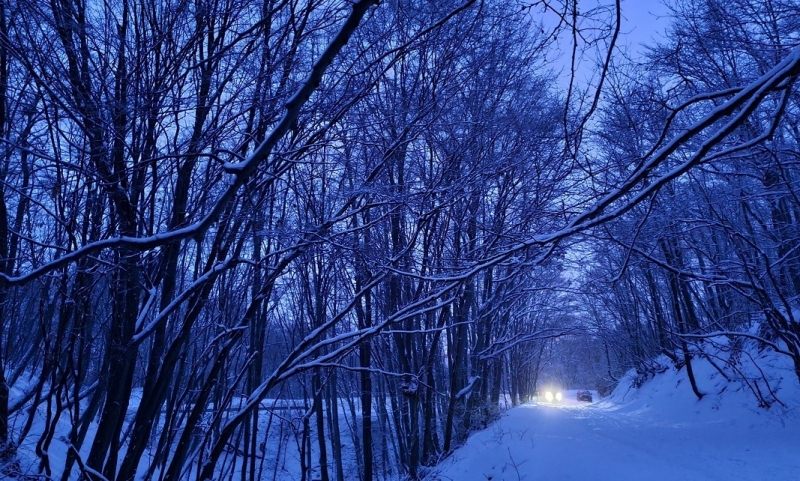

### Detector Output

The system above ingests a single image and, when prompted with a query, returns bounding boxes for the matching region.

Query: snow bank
[604,342,800,424]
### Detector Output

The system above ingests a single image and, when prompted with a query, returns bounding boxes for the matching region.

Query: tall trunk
[87,249,140,479]
[643,266,674,359]
[421,361,438,465]
[325,371,344,481]
[299,403,310,481]
[388,382,406,474]
[660,239,704,400]
[489,358,502,406]
[359,339,373,481]
[421,308,448,466]
[313,369,330,481]
[354,263,373,481]
[509,351,520,406]
[443,292,470,453]
[375,378,393,479]
[47,0,144,475]
[0,0,9,449]
[118,10,218,478]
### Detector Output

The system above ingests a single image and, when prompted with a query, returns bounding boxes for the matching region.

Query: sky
[538,0,673,84]
[619,0,672,55]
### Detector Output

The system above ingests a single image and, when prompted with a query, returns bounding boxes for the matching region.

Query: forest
[0,0,799,479]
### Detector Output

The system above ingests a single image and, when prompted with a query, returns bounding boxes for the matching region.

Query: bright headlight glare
[545,391,554,402]
[555,392,563,401]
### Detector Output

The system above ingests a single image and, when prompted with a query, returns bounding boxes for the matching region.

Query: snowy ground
[433,374,800,481]
[9,340,800,480]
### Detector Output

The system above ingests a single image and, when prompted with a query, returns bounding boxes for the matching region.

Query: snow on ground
[7,389,367,480]
[431,351,800,481]
[8,339,800,480]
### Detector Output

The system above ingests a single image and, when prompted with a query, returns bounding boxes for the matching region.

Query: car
[577,389,593,402]
[543,389,563,402]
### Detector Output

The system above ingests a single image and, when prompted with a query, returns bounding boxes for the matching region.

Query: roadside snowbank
[606,341,800,423]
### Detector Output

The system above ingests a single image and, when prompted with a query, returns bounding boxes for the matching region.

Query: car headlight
[545,391,554,402]
[555,391,562,401]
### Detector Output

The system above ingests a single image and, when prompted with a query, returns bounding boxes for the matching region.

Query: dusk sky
[544,0,673,85]
[620,0,671,54]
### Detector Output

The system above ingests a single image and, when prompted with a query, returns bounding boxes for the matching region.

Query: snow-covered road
[433,393,799,481]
